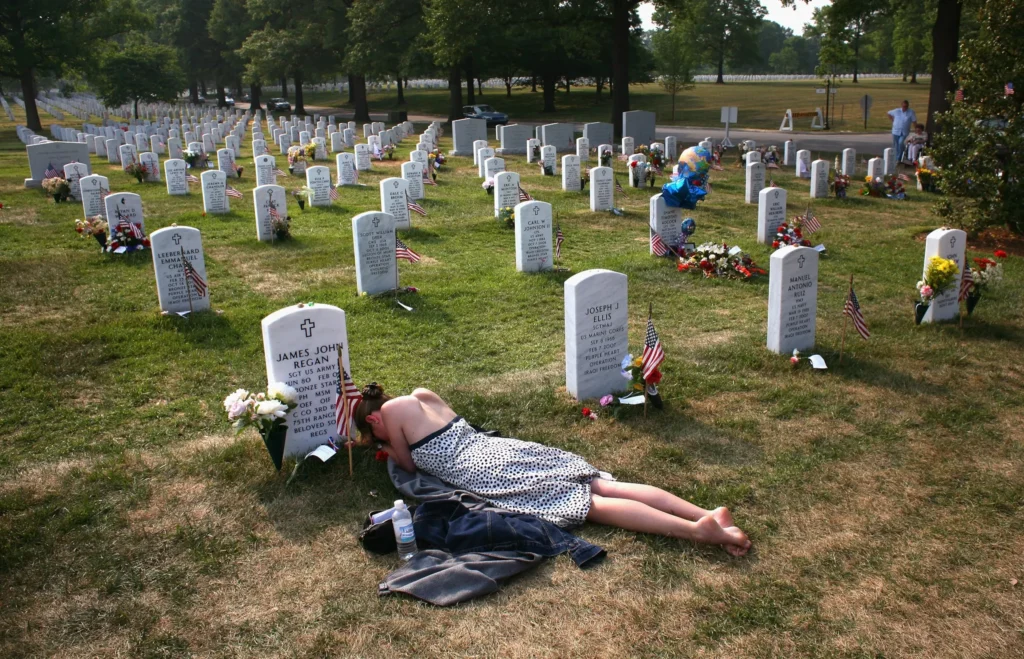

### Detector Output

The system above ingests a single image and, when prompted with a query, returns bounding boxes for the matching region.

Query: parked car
[223,95,235,107]
[268,98,291,112]
[463,104,508,126]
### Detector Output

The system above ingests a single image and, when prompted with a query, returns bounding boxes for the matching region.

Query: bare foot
[693,515,751,556]
[711,506,734,529]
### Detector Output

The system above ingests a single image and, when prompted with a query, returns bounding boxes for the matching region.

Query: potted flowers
[293,186,314,210]
[916,167,938,193]
[223,383,298,471]
[124,161,147,183]
[581,168,590,190]
[600,150,612,168]
[498,206,514,228]
[831,173,850,198]
[482,178,495,195]
[964,251,1006,314]
[183,149,207,170]
[770,222,812,251]
[530,143,541,163]
[383,144,395,160]
[42,176,71,202]
[271,213,292,241]
[75,216,109,249]
[915,256,960,324]
[287,146,307,175]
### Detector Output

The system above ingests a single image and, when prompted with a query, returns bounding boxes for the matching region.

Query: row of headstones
[453,113,662,158]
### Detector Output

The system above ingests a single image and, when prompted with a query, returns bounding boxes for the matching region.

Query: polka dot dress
[410,417,600,527]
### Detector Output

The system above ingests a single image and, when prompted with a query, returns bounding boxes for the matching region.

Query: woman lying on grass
[354,385,751,556]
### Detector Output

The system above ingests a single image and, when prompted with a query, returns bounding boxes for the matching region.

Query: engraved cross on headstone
[172,233,182,245]
[798,254,806,269]
[372,216,380,227]
[300,318,315,337]
[950,236,957,249]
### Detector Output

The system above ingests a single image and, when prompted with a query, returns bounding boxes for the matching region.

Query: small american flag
[329,186,339,201]
[407,195,426,216]
[844,285,870,340]
[119,221,144,239]
[181,253,208,297]
[44,163,60,178]
[641,314,665,381]
[555,224,564,259]
[335,368,362,439]
[615,178,624,193]
[372,144,383,160]
[274,168,288,177]
[800,209,821,234]
[226,186,243,199]
[395,238,421,263]
[186,173,200,183]
[1006,82,1015,96]
[650,231,669,256]
[422,170,436,186]
[897,173,911,182]
[518,186,533,202]
[269,205,281,220]
[955,88,965,102]
[959,264,974,302]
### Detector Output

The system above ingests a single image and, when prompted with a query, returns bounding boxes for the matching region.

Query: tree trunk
[465,56,476,105]
[280,77,288,98]
[348,74,354,103]
[505,77,512,97]
[542,73,557,112]
[236,77,243,96]
[134,98,139,120]
[926,0,962,140]
[396,74,405,105]
[217,82,226,107]
[596,75,604,99]
[671,90,676,121]
[293,73,304,114]
[902,71,908,82]
[351,74,370,121]
[610,0,632,139]
[250,83,262,111]
[19,68,42,132]
[852,32,860,83]
[447,64,463,122]
[716,48,725,84]
[910,71,918,83]
[531,76,537,93]
[201,80,208,96]
[189,81,199,104]
[565,78,571,94]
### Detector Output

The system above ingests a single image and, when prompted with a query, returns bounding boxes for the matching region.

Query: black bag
[359,506,417,555]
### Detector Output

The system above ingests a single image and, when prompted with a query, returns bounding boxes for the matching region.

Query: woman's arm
[380,398,417,473]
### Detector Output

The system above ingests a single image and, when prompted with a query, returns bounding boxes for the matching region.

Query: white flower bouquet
[223,383,298,469]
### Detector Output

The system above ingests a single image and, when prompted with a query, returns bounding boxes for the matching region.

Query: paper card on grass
[114,246,127,254]
[305,444,337,462]
[176,311,190,318]
[814,244,827,253]
[619,395,646,405]
[395,299,414,312]
[809,354,827,369]
[728,245,743,256]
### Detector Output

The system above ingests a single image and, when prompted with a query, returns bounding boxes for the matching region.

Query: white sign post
[720,106,737,148]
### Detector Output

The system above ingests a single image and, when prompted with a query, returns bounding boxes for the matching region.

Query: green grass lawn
[305,79,933,133]
[1,102,1022,658]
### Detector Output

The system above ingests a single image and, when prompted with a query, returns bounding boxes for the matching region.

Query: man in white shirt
[888,100,917,164]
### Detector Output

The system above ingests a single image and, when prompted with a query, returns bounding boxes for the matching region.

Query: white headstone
[165,159,188,195]
[106,138,120,164]
[842,148,856,176]
[494,171,520,218]
[201,170,229,214]
[472,139,488,165]
[119,143,138,169]
[757,187,788,244]
[745,161,765,204]
[254,184,288,241]
[380,177,411,230]
[336,152,357,185]
[883,148,895,175]
[526,138,540,163]
[649,193,681,254]
[352,211,398,296]
[920,228,967,324]
[745,151,761,165]
[306,166,332,206]
[255,154,277,186]
[575,137,590,164]
[783,140,794,166]
[217,148,237,178]
[331,132,344,153]
[167,137,183,160]
[80,174,110,217]
[562,155,581,192]
[476,148,495,177]
[810,160,829,198]
[767,245,818,355]
[540,145,557,174]
[261,304,353,455]
[564,269,629,400]
[150,226,210,314]
[621,137,635,156]
[355,143,371,171]
[514,201,554,273]
[796,150,811,178]
[104,192,145,235]
[867,157,883,180]
[664,136,677,161]
[622,110,656,146]
[483,156,504,180]
[139,152,161,182]
[590,166,613,211]
[63,162,89,200]
[402,161,424,201]
[451,118,488,156]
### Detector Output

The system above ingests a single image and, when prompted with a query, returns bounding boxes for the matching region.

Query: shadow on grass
[153,309,244,350]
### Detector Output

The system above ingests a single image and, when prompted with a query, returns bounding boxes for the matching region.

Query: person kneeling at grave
[354,384,751,556]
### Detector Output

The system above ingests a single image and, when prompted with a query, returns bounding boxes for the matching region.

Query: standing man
[888,100,917,164]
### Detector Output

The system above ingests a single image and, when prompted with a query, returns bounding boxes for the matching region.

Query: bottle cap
[394,499,405,509]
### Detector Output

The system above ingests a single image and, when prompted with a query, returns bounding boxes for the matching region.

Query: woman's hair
[354,382,390,440]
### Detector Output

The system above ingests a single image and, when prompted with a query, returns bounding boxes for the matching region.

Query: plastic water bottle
[391,500,418,560]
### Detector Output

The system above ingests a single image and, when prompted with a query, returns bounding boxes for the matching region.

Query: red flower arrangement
[994,249,1008,259]
[375,450,389,462]
[771,222,812,251]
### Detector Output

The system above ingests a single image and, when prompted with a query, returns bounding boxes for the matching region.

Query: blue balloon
[682,218,696,235]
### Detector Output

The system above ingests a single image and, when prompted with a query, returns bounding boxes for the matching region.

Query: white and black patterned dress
[409,417,601,527]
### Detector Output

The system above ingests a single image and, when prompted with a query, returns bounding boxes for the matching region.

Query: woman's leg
[590,478,710,521]
[587,494,750,554]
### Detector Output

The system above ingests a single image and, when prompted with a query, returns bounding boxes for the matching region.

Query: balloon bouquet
[660,145,712,210]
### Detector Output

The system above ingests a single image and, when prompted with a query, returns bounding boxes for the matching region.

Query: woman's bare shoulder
[411,388,443,403]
